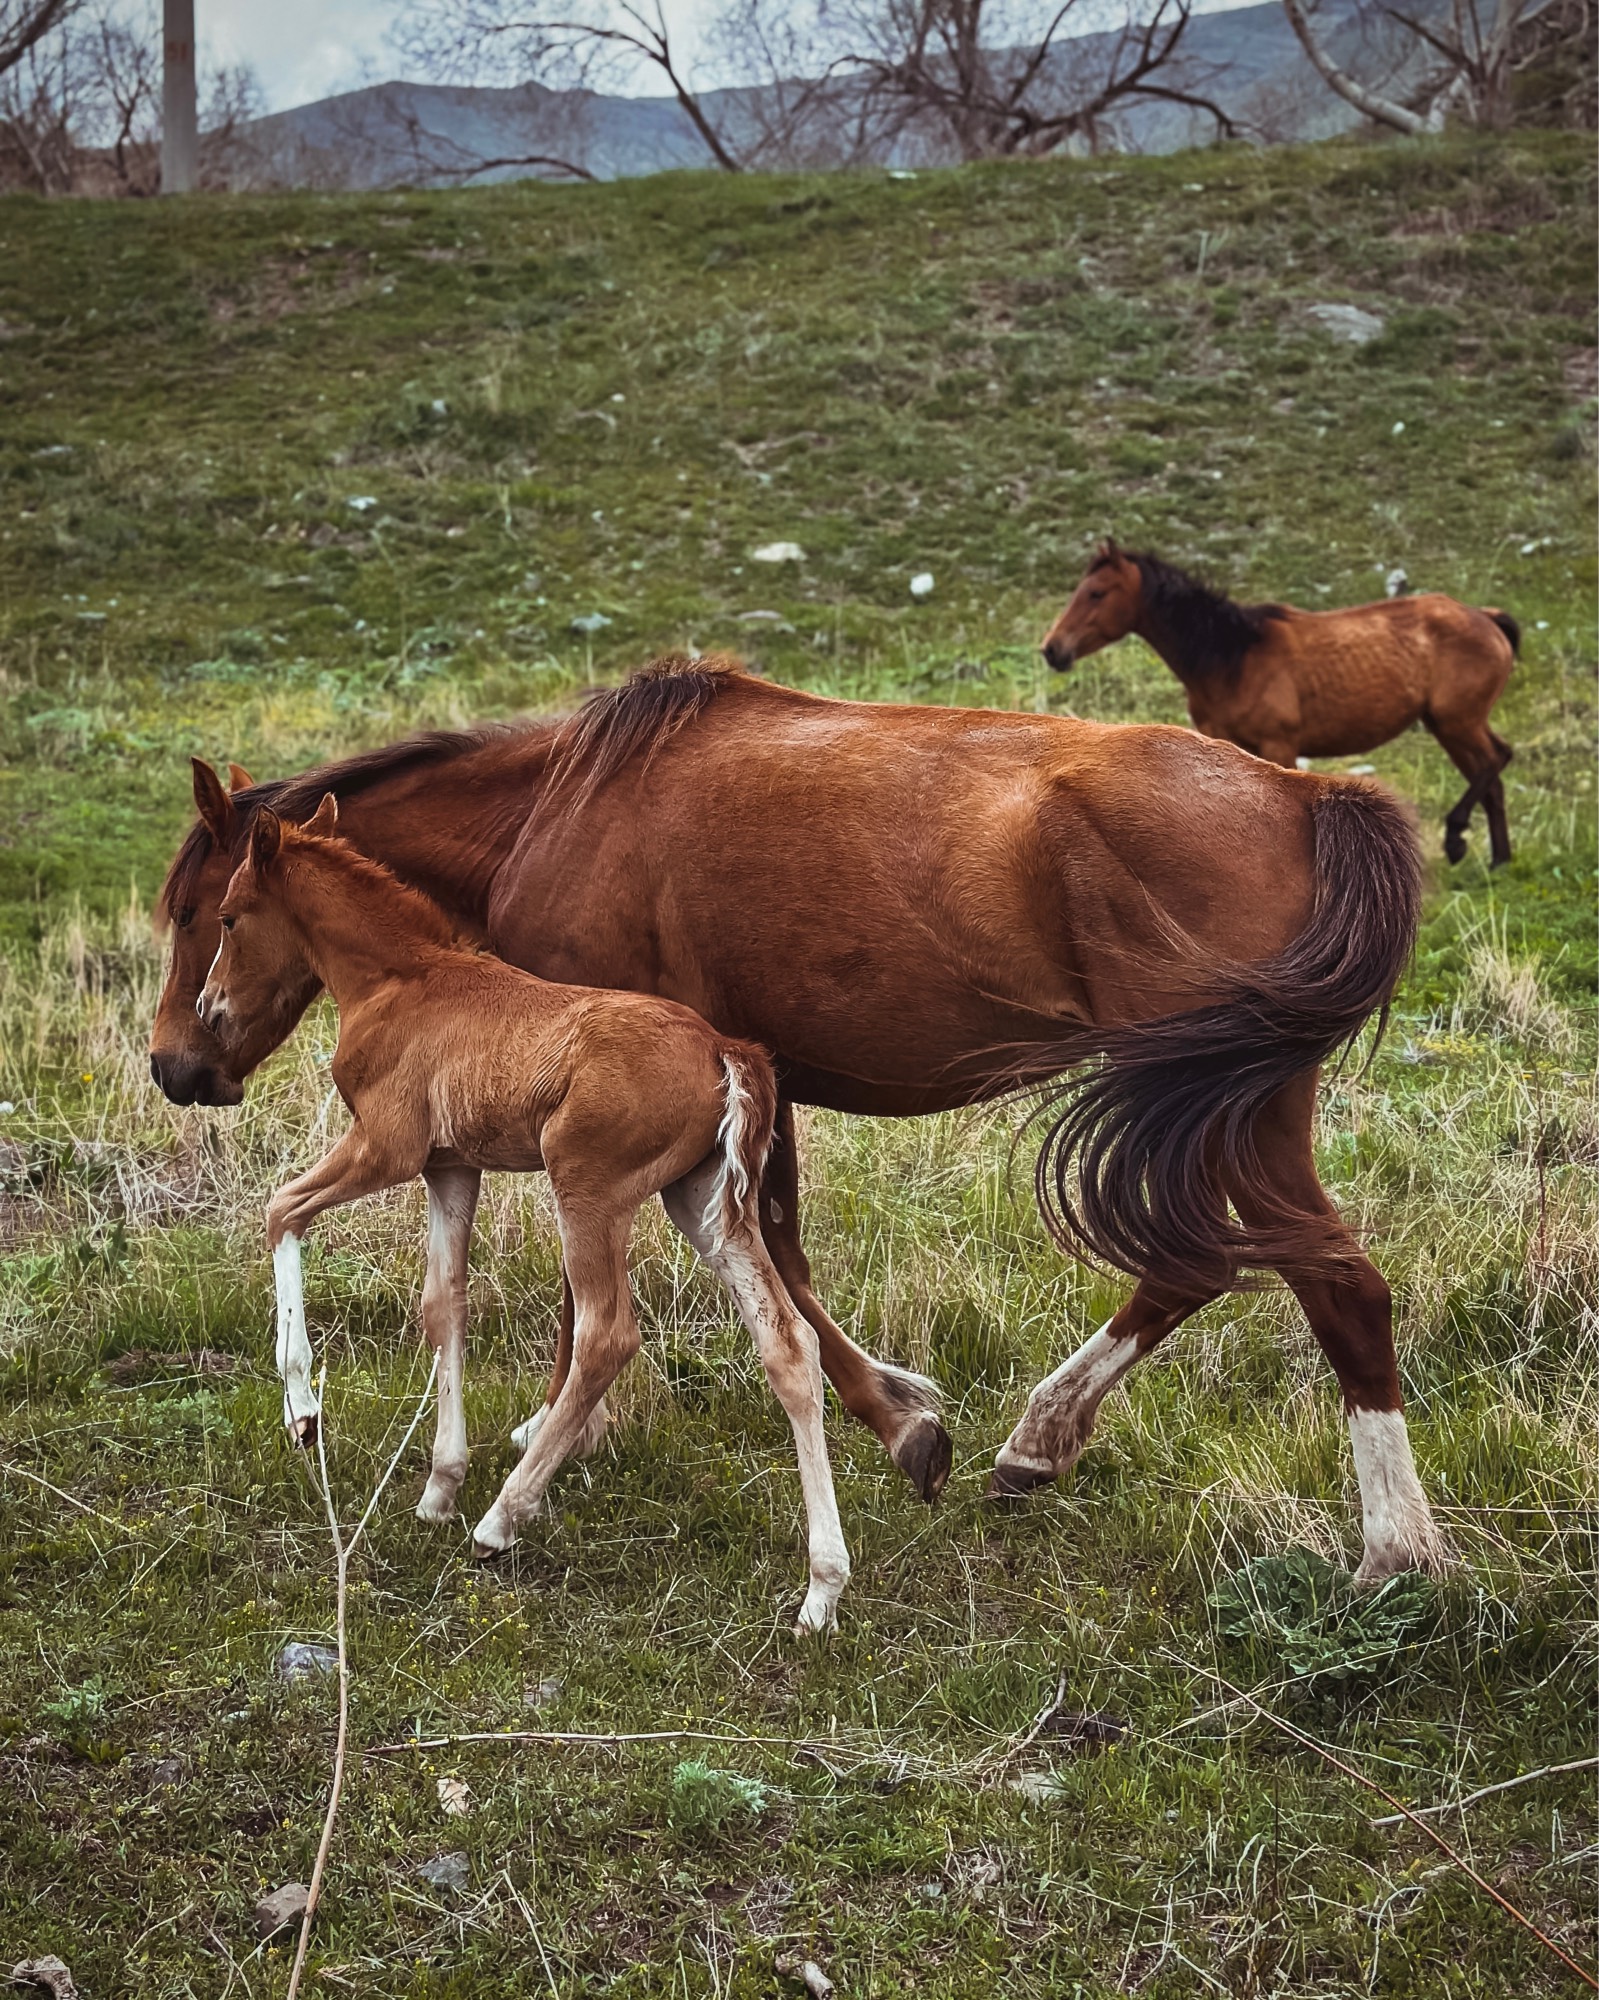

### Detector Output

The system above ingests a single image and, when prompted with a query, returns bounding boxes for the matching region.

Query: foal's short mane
[160,722,528,921]
[1124,551,1287,683]
[539,653,746,816]
[283,831,460,948]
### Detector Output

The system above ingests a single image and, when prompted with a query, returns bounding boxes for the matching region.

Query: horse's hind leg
[758,1101,952,1505]
[988,1280,1217,1497]
[473,1199,639,1555]
[663,1162,849,1635]
[1237,1079,1448,1582]
[1483,730,1514,867]
[510,1267,612,1460]
[416,1165,481,1524]
[1431,719,1505,864]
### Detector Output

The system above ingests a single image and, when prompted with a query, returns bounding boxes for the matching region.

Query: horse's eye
[177,906,196,930]
[222,916,236,932]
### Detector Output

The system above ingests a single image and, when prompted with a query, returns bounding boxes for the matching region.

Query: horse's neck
[293,864,450,1008]
[334,729,555,930]
[1131,603,1199,685]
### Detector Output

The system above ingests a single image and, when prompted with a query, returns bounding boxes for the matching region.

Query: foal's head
[1041,540,1143,670]
[194,795,338,1064]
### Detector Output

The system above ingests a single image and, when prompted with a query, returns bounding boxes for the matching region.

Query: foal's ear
[303,792,340,838]
[248,808,283,870]
[227,762,255,794]
[192,759,234,843]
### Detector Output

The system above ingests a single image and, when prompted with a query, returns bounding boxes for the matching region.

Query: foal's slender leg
[760,1100,952,1504]
[1234,1082,1447,1581]
[266,1126,408,1446]
[472,1200,640,1555]
[416,1164,481,1524]
[663,1166,850,1635]
[988,1281,1219,1497]
[510,1267,611,1460]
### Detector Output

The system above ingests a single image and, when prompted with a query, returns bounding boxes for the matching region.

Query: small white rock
[347,495,377,512]
[436,1776,472,1818]
[1384,567,1409,598]
[1349,764,1376,776]
[752,542,805,564]
[570,613,612,634]
[1391,421,1405,435]
[0,1102,15,1115]
[1295,757,1312,771]
[430,399,448,415]
[909,572,934,599]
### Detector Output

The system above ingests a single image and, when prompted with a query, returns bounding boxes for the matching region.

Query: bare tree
[400,0,746,170]
[822,0,1240,159]
[1280,0,1536,132]
[0,0,76,79]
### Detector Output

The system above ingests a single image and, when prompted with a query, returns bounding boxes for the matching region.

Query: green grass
[1,132,1596,1996]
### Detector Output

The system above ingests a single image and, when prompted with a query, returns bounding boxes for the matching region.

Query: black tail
[1030,782,1422,1296]
[1488,609,1521,656]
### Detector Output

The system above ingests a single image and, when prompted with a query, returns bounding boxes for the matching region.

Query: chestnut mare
[152,658,1444,1581]
[1043,541,1519,866]
[199,796,856,1633]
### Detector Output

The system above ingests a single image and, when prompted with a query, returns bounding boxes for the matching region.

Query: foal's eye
[221,916,236,932]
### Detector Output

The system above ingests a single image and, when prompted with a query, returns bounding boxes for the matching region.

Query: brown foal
[155,660,1446,1584]
[197,796,856,1635]
[1044,541,1519,865]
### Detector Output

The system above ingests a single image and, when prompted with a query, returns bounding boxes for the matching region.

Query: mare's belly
[426,1140,545,1175]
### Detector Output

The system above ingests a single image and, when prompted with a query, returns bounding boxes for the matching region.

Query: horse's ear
[1099,535,1121,562]
[227,762,255,794]
[248,808,283,871]
[192,759,234,843]
[303,792,339,838]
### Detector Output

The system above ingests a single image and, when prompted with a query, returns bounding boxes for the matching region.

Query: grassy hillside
[1,134,1595,1997]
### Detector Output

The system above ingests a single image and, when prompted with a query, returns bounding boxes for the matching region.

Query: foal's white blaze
[1348,1408,1445,1580]
[995,1318,1136,1477]
[273,1233,319,1437]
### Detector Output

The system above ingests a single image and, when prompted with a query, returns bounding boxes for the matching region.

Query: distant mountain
[229,2,1407,190]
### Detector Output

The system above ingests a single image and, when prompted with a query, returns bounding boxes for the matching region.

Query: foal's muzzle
[149,1049,243,1107]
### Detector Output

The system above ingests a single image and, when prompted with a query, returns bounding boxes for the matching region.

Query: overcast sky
[201,0,1269,115]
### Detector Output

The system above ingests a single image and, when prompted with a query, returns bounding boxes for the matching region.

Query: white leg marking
[511,1395,610,1457]
[996,1319,1136,1477]
[273,1233,319,1440]
[715,1231,851,1636]
[417,1171,478,1524]
[1348,1408,1447,1581]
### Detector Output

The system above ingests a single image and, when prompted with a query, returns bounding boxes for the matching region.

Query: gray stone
[277,1642,337,1682]
[9,1959,79,2000]
[1304,303,1385,346]
[252,1882,309,1940]
[416,1851,470,1892]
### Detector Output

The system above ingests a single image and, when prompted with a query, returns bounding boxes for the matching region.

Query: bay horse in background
[198,796,855,1634]
[1043,540,1520,866]
[151,658,1446,1583]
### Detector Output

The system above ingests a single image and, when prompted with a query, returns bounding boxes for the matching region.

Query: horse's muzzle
[1041,638,1074,672]
[149,1051,243,1107]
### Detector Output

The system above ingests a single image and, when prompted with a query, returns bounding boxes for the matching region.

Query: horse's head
[149,761,322,1105]
[1041,539,1142,671]
[196,796,336,1057]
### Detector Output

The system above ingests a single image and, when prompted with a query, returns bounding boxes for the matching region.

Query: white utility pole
[161,0,198,193]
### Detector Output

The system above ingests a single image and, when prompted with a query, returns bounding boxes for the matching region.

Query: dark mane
[159,722,528,922]
[539,653,746,817]
[1128,551,1287,683]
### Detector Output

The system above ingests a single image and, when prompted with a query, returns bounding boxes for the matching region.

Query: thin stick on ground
[284,1357,439,2000]
[1369,1754,1599,1828]
[1205,1669,1598,1992]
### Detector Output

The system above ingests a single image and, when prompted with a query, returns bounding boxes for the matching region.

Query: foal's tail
[1030,780,1422,1296]
[704,1041,780,1255]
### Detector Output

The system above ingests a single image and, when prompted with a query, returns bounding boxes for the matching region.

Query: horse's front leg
[266,1126,408,1448]
[759,1100,952,1504]
[416,1164,482,1523]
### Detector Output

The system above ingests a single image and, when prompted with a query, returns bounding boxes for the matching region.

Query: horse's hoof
[1444,833,1467,864]
[416,1480,460,1525]
[893,1412,953,1506]
[985,1457,1055,1503]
